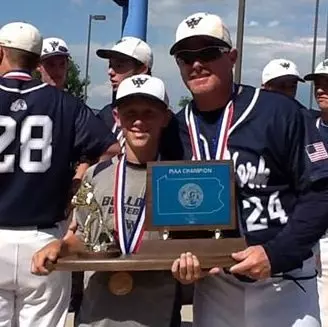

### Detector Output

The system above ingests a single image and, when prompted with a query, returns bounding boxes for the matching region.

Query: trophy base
[78,248,121,259]
[47,238,246,272]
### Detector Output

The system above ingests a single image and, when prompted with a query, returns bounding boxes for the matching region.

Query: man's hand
[171,252,220,284]
[230,245,271,280]
[31,240,63,276]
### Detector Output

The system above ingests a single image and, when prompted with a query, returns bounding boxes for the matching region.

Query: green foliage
[32,70,41,79]
[66,60,89,101]
[178,95,192,109]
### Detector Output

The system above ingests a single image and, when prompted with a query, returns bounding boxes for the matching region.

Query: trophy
[71,181,121,258]
[47,160,246,272]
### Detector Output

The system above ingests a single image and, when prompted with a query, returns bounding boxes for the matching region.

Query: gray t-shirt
[73,157,177,327]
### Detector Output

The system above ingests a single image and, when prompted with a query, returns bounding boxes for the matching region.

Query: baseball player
[160,12,328,327]
[38,37,102,315]
[304,60,328,327]
[96,36,153,145]
[261,58,304,98]
[38,37,70,90]
[38,37,116,180]
[32,75,178,327]
[0,22,117,327]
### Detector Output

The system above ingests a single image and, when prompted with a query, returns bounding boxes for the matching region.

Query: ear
[228,48,238,66]
[112,108,121,128]
[137,64,149,75]
[0,47,4,66]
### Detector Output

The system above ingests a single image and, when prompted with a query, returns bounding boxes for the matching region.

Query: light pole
[325,7,328,59]
[309,0,320,109]
[84,14,106,103]
[234,0,246,84]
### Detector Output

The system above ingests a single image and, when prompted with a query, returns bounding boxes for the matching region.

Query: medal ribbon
[185,99,234,160]
[114,154,145,254]
[3,71,32,81]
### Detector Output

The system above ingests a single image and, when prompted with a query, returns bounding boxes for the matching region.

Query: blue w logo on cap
[280,62,290,69]
[132,77,148,88]
[186,17,203,29]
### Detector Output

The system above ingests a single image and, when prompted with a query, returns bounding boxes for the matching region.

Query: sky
[2,0,328,111]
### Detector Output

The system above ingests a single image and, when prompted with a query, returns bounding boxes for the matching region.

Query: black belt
[223,269,318,293]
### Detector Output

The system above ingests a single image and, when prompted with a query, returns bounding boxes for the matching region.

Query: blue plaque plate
[146,161,236,231]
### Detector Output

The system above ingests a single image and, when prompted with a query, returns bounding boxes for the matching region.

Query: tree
[178,95,192,109]
[66,60,89,101]
[32,58,89,101]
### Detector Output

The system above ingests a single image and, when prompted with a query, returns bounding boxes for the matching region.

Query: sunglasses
[269,80,298,90]
[175,46,230,65]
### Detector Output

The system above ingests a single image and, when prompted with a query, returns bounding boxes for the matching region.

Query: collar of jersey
[320,118,328,128]
[3,70,32,79]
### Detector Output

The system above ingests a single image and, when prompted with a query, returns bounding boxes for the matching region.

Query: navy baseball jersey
[162,85,328,248]
[0,73,116,227]
[316,118,328,143]
[97,103,121,138]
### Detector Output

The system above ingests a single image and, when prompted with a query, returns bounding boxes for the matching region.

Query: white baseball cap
[262,59,304,84]
[41,37,70,60]
[0,22,42,55]
[304,59,328,81]
[116,74,169,107]
[97,36,153,69]
[170,12,232,55]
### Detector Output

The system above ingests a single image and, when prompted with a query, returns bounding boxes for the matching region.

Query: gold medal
[108,272,133,296]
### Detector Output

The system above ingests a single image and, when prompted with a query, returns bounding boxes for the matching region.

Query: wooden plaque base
[47,238,246,272]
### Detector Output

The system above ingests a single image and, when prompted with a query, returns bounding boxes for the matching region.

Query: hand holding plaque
[72,181,120,258]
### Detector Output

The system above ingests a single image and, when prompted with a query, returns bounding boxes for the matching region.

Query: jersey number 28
[0,115,52,173]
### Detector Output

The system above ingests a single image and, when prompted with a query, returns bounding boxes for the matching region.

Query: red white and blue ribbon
[185,99,234,160]
[114,154,145,254]
[3,71,32,81]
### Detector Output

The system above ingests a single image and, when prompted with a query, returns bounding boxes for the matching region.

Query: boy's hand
[171,252,220,284]
[31,240,63,276]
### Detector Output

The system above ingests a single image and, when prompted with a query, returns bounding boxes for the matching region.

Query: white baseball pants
[193,257,320,327]
[318,236,328,327]
[0,225,71,327]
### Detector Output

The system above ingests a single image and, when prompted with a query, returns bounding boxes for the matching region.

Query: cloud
[88,83,110,99]
[249,20,259,27]
[267,20,280,28]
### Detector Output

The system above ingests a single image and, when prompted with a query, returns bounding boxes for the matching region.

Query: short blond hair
[4,47,40,71]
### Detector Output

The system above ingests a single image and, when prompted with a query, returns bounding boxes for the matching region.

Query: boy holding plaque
[31,74,178,327]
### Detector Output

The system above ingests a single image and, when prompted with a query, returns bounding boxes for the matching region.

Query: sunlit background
[1,0,327,111]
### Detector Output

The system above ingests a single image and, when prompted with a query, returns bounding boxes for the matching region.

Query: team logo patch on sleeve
[306,142,328,162]
[10,99,27,112]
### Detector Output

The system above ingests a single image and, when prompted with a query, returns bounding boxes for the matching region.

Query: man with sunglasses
[304,60,328,327]
[163,12,328,327]
[261,58,305,98]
